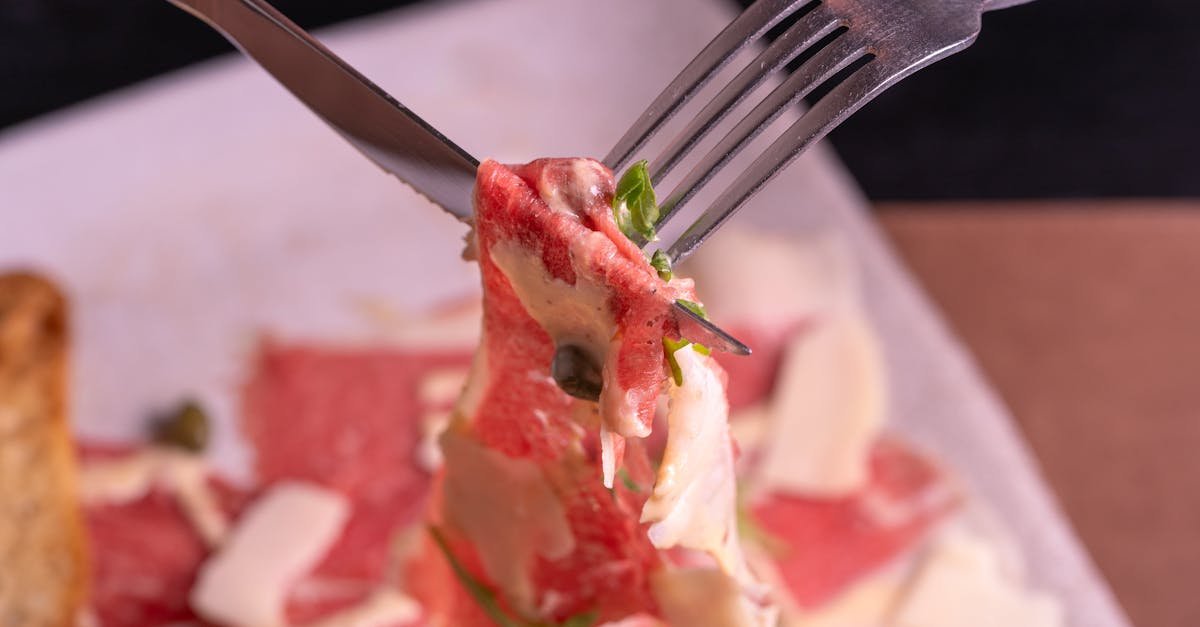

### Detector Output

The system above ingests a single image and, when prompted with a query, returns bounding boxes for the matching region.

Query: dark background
[2,0,1196,200]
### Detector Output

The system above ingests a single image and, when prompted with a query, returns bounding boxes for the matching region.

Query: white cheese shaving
[652,567,778,627]
[190,481,350,627]
[790,577,899,627]
[303,589,421,627]
[755,310,886,497]
[641,346,771,626]
[79,447,229,547]
[892,531,1064,627]
[681,229,858,333]
[417,368,469,407]
[415,410,451,472]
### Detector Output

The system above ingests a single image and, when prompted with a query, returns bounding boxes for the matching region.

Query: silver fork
[607,0,1034,262]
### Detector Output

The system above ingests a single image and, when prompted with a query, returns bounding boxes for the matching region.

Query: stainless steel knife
[167,0,750,357]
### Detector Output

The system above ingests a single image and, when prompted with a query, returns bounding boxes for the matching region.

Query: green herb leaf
[663,336,691,387]
[612,160,659,241]
[675,298,708,320]
[650,250,673,281]
[151,399,211,453]
[736,491,789,557]
[559,611,599,627]
[617,467,642,493]
[429,527,526,627]
[662,336,711,387]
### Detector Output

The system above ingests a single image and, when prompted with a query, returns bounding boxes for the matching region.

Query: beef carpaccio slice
[416,158,687,625]
[241,343,472,622]
[80,444,252,626]
[748,439,958,609]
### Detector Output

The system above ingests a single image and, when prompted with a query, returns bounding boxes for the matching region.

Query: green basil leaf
[617,467,642,493]
[612,160,659,241]
[650,250,673,281]
[675,298,708,320]
[662,336,691,386]
[559,611,599,627]
[429,527,527,627]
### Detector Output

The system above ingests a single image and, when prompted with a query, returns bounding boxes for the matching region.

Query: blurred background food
[1,1,1196,626]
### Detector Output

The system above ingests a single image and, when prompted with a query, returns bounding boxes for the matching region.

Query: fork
[606,0,1034,262]
[167,0,1031,360]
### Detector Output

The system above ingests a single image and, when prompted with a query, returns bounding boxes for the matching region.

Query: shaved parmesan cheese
[304,589,421,627]
[78,449,159,504]
[418,368,469,407]
[756,310,886,497]
[642,346,740,567]
[652,567,778,627]
[791,578,899,627]
[162,453,229,547]
[598,615,667,627]
[190,482,349,627]
[892,532,1064,627]
[682,229,857,332]
[641,346,771,625]
[80,448,229,547]
[416,410,451,472]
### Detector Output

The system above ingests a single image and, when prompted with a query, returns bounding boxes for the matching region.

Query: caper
[151,399,210,453]
[551,344,602,402]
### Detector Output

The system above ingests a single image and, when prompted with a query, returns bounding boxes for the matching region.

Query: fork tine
[602,0,811,172]
[666,58,899,263]
[655,32,870,231]
[648,3,842,185]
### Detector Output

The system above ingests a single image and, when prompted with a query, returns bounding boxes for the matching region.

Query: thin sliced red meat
[749,438,959,608]
[79,444,251,626]
[420,158,684,624]
[241,343,472,620]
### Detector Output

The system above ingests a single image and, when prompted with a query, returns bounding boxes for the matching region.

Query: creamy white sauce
[440,430,575,614]
[80,447,229,547]
[755,310,886,497]
[535,159,609,217]
[489,235,649,484]
[190,482,349,627]
[489,237,616,369]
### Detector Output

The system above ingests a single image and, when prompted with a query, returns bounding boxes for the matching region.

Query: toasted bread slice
[0,273,88,626]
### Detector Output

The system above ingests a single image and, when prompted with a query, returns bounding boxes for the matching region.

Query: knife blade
[168,0,750,356]
[169,0,478,220]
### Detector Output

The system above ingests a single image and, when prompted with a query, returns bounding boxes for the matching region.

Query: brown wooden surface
[878,202,1200,627]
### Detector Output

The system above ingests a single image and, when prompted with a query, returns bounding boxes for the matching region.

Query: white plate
[0,0,1127,625]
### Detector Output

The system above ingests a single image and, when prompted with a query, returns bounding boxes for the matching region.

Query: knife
[167,0,750,357]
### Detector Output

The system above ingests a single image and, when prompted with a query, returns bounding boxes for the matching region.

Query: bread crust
[0,272,89,627]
